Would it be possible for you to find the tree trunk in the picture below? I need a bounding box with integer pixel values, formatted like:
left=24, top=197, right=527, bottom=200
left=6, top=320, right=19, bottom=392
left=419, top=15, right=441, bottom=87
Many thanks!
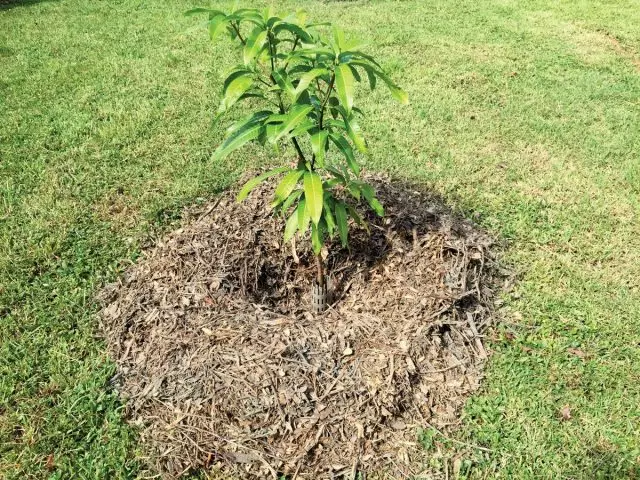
left=315, top=253, right=325, bottom=287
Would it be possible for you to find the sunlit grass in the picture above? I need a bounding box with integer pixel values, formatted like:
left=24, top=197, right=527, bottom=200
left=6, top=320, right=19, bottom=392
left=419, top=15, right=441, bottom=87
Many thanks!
left=1, top=0, right=639, bottom=478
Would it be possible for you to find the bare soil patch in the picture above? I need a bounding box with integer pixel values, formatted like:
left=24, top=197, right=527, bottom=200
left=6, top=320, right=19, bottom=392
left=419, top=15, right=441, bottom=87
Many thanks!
left=99, top=175, right=501, bottom=479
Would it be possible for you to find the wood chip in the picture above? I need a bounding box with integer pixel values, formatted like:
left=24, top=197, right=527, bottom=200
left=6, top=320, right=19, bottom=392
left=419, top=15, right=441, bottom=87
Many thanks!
left=98, top=174, right=501, bottom=479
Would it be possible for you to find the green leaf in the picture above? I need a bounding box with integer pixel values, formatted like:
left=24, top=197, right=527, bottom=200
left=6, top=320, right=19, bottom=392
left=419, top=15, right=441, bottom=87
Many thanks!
left=348, top=64, right=362, bottom=83
left=333, top=25, right=346, bottom=52
left=343, top=115, right=367, bottom=152
left=335, top=201, right=349, bottom=247
left=213, top=120, right=264, bottom=162
left=233, top=8, right=265, bottom=26
left=273, top=22, right=313, bottom=43
left=323, top=196, right=336, bottom=236
left=227, top=109, right=271, bottom=132
left=280, top=189, right=303, bottom=213
left=341, top=50, right=382, bottom=69
left=209, top=15, right=229, bottom=41
left=310, top=129, right=329, bottom=167
left=219, top=74, right=253, bottom=112
left=326, top=165, right=348, bottom=184
left=297, top=197, right=310, bottom=233
left=184, top=8, right=225, bottom=17
left=274, top=169, right=304, bottom=203
left=346, top=204, right=367, bottom=231
left=373, top=69, right=408, bottom=104
left=272, top=69, right=296, bottom=99
left=303, top=171, right=323, bottom=225
left=293, top=68, right=328, bottom=100
left=271, top=105, right=313, bottom=143
left=243, top=27, right=267, bottom=65
left=288, top=119, right=315, bottom=138
left=347, top=183, right=361, bottom=200
left=311, top=221, right=325, bottom=254
left=360, top=183, right=384, bottom=216
left=287, top=46, right=335, bottom=60
left=334, top=64, right=355, bottom=114
left=266, top=16, right=282, bottom=28
left=222, top=69, right=252, bottom=94
left=348, top=61, right=377, bottom=90
left=329, top=133, right=359, bottom=176
left=236, top=167, right=289, bottom=202
left=284, top=207, right=299, bottom=242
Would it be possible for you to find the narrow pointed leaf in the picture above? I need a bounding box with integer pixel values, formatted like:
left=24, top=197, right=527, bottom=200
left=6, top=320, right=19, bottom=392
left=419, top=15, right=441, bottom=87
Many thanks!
left=184, top=8, right=225, bottom=17
left=236, top=166, right=289, bottom=202
left=335, top=201, right=348, bottom=247
left=348, top=61, right=377, bottom=89
left=287, top=46, right=335, bottom=60
left=323, top=197, right=336, bottom=236
left=360, top=184, right=384, bottom=216
left=347, top=183, right=361, bottom=200
left=272, top=105, right=313, bottom=143
left=284, top=208, right=299, bottom=242
left=333, top=25, right=346, bottom=51
left=213, top=121, right=263, bottom=162
left=342, top=50, right=382, bottom=69
left=243, top=27, right=267, bottom=65
left=346, top=204, right=367, bottom=231
left=226, top=110, right=272, bottom=135
left=272, top=69, right=296, bottom=99
left=343, top=115, right=367, bottom=152
left=274, top=169, right=304, bottom=203
left=374, top=70, right=408, bottom=104
left=311, top=221, right=325, bottom=254
left=273, top=22, right=313, bottom=43
left=326, top=166, right=348, bottom=184
left=288, top=119, right=315, bottom=139
left=297, top=198, right=310, bottom=233
left=310, top=129, right=329, bottom=167
left=223, top=69, right=252, bottom=95
left=348, top=64, right=361, bottom=82
left=219, top=74, right=253, bottom=112
left=281, top=189, right=303, bottom=213
left=334, top=64, right=355, bottom=114
left=330, top=133, right=359, bottom=176
left=303, top=171, right=324, bottom=225
left=209, top=15, right=229, bottom=41
left=293, top=68, right=328, bottom=100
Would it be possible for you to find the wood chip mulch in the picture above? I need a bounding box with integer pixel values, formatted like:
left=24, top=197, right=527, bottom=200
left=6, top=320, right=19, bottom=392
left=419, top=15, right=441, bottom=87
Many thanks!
left=99, top=175, right=501, bottom=479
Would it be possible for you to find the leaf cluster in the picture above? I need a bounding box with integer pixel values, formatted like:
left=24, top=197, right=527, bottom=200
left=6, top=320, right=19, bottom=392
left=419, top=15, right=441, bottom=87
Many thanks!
left=187, top=6, right=407, bottom=253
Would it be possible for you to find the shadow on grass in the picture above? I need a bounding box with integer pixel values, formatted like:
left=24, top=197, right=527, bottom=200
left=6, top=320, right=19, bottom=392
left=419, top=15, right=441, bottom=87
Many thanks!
left=0, top=0, right=57, bottom=10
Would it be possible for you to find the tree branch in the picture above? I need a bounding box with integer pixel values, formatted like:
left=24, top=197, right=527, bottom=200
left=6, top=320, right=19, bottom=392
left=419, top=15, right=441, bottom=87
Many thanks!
left=283, top=36, right=300, bottom=70
left=267, top=30, right=307, bottom=164
left=230, top=22, right=245, bottom=44
left=292, top=137, right=306, bottom=163
left=318, top=73, right=335, bottom=130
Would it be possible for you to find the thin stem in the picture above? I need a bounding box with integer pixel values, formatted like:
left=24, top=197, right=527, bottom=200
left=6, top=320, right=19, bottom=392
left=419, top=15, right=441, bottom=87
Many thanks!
left=256, top=76, right=273, bottom=87
left=315, top=253, right=325, bottom=286
left=292, top=137, right=306, bottom=163
left=267, top=30, right=277, bottom=75
left=318, top=73, right=335, bottom=130
left=283, top=36, right=299, bottom=70
left=265, top=31, right=306, bottom=164
left=230, top=22, right=245, bottom=44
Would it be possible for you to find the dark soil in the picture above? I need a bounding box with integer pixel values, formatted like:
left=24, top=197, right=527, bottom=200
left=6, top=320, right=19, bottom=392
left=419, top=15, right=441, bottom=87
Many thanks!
left=99, top=175, right=501, bottom=479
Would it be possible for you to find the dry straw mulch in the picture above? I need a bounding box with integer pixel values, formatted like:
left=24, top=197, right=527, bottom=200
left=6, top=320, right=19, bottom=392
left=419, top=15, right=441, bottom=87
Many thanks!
left=99, top=175, right=501, bottom=479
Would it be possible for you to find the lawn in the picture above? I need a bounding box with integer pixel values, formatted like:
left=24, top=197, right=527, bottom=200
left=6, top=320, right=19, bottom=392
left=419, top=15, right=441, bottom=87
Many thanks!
left=1, top=0, right=639, bottom=478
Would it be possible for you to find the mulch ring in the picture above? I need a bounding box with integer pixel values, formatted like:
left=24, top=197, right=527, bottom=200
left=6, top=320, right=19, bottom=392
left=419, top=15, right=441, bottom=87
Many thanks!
left=99, top=174, right=502, bottom=479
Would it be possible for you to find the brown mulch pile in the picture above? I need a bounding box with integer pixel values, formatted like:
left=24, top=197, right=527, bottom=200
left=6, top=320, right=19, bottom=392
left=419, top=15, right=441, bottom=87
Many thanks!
left=99, top=175, right=501, bottom=479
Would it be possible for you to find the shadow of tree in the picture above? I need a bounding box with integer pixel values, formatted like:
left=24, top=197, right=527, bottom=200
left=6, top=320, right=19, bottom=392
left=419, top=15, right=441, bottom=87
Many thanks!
left=241, top=176, right=496, bottom=316
left=0, top=0, right=57, bottom=11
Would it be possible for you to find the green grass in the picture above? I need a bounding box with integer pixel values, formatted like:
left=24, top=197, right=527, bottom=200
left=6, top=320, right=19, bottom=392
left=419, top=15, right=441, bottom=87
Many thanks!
left=1, top=0, right=639, bottom=478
